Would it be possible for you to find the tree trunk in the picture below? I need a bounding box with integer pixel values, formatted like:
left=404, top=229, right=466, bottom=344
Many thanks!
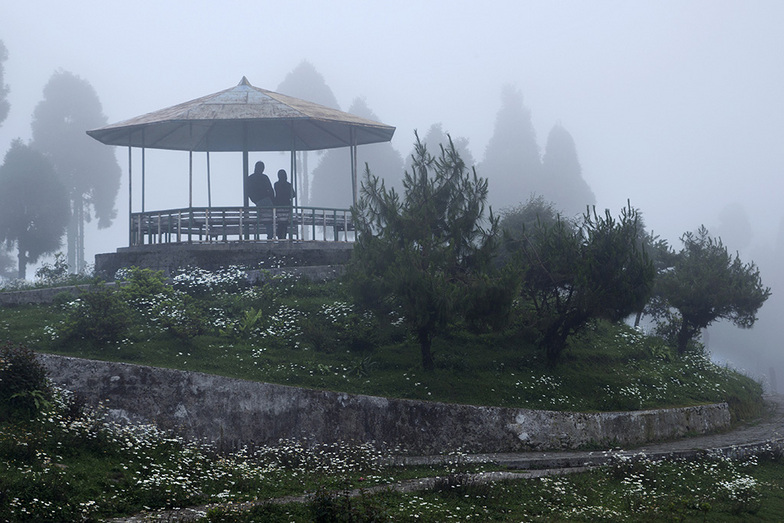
left=77, top=199, right=85, bottom=273
left=16, top=249, right=26, bottom=280
left=544, top=327, right=567, bottom=367
left=418, top=328, right=435, bottom=372
left=67, top=199, right=77, bottom=273
left=676, top=325, right=694, bottom=354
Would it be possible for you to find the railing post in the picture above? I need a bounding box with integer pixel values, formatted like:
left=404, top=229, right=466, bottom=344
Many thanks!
left=272, top=207, right=277, bottom=241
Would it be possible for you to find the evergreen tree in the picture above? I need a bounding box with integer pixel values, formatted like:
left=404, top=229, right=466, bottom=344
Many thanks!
left=31, top=70, right=121, bottom=273
left=513, top=204, right=654, bottom=365
left=712, top=202, right=753, bottom=254
left=277, top=60, right=341, bottom=205
left=350, top=133, right=509, bottom=371
left=541, top=123, right=595, bottom=217
left=479, top=85, right=541, bottom=212
left=653, top=226, right=770, bottom=353
left=405, top=123, right=476, bottom=173
left=0, top=140, right=70, bottom=279
left=277, top=60, right=340, bottom=110
left=400, top=123, right=475, bottom=206
left=310, top=98, right=403, bottom=208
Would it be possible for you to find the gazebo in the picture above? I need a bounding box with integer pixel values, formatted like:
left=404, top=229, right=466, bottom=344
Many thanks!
left=87, top=77, right=395, bottom=246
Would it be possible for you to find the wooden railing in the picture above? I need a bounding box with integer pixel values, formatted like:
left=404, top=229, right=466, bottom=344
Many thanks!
left=129, top=206, right=355, bottom=246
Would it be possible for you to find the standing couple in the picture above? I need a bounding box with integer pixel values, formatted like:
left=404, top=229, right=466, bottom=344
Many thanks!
left=245, top=161, right=295, bottom=239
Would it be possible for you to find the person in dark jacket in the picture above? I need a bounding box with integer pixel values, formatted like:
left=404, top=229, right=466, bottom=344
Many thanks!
left=245, top=161, right=274, bottom=238
left=273, top=169, right=295, bottom=239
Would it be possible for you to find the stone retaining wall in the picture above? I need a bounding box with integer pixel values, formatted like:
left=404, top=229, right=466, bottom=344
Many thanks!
left=94, top=242, right=354, bottom=279
left=40, top=354, right=731, bottom=454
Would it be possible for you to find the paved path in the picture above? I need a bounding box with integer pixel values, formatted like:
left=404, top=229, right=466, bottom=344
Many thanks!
left=106, top=395, right=784, bottom=522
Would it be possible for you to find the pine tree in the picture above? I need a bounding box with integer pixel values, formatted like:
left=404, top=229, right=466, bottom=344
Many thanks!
left=310, top=98, right=403, bottom=208
left=540, top=123, right=595, bottom=217
left=350, top=133, right=510, bottom=371
left=31, top=70, right=121, bottom=273
left=0, top=140, right=70, bottom=279
left=479, top=85, right=541, bottom=212
left=654, top=226, right=770, bottom=353
left=277, top=61, right=340, bottom=206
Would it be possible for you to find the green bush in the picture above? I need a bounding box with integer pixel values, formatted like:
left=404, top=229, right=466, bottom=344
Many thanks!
left=172, top=266, right=248, bottom=297
left=117, top=266, right=172, bottom=303
left=59, top=284, right=133, bottom=344
left=34, top=252, right=97, bottom=288
left=0, top=341, right=52, bottom=421
left=154, top=294, right=210, bottom=339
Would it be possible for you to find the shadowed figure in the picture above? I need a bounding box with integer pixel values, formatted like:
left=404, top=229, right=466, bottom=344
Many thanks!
left=273, top=169, right=296, bottom=239
left=245, top=161, right=274, bottom=238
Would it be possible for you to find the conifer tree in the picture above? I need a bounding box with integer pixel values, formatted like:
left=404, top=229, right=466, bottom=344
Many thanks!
left=31, top=70, right=121, bottom=272
left=653, top=226, right=770, bottom=353
left=350, top=134, right=511, bottom=371
left=513, top=203, right=654, bottom=364
left=310, top=98, right=403, bottom=208
left=277, top=61, right=340, bottom=206
left=541, top=123, right=595, bottom=217
left=0, top=140, right=69, bottom=279
left=479, top=85, right=541, bottom=211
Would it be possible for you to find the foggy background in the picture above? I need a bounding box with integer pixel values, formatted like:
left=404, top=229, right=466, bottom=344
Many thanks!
left=1, top=1, right=783, bottom=386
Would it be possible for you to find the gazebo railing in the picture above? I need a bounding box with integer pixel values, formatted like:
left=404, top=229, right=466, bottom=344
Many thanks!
left=130, top=206, right=356, bottom=246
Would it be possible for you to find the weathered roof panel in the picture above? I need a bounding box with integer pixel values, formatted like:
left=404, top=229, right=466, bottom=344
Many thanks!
left=88, top=77, right=395, bottom=152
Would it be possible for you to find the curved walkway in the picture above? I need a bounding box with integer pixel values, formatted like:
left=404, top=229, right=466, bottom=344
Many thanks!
left=107, top=395, right=784, bottom=522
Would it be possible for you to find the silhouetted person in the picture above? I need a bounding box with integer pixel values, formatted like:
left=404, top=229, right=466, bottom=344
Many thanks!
left=273, top=169, right=296, bottom=239
left=245, top=161, right=274, bottom=238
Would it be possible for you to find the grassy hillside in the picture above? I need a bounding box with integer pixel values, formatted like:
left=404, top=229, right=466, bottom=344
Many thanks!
left=0, top=267, right=762, bottom=419
left=0, top=268, right=774, bottom=522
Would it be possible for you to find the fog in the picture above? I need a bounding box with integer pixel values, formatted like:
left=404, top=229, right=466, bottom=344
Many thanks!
left=1, top=1, right=783, bottom=383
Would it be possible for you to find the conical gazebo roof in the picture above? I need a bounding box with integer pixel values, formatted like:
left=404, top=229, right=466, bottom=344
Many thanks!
left=87, top=77, right=395, bottom=152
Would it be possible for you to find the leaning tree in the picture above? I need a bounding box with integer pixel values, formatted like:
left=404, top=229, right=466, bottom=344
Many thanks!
left=653, top=226, right=771, bottom=353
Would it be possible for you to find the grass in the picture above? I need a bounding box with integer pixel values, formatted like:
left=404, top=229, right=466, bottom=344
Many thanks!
left=2, top=388, right=784, bottom=522
left=0, top=266, right=772, bottom=520
left=0, top=267, right=763, bottom=417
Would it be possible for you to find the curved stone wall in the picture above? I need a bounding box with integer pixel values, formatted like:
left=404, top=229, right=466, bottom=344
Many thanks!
left=40, top=354, right=731, bottom=454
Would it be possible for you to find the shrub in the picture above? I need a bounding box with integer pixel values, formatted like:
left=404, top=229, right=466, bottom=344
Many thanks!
left=117, top=266, right=172, bottom=304
left=153, top=294, right=210, bottom=339
left=172, top=266, right=248, bottom=297
left=0, top=341, right=52, bottom=421
left=59, top=284, right=133, bottom=344
left=35, top=252, right=97, bottom=287
left=299, top=301, right=380, bottom=353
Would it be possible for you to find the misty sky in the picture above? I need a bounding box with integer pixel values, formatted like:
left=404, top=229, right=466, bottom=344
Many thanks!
left=3, top=1, right=783, bottom=254
left=1, top=1, right=784, bottom=379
